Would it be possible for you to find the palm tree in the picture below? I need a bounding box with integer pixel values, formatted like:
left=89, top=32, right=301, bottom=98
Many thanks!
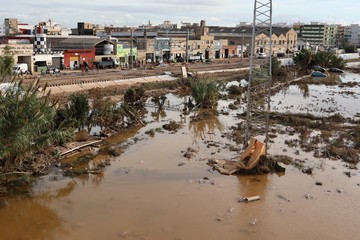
left=293, top=49, right=312, bottom=73
left=190, top=78, right=221, bottom=108
left=0, top=79, right=73, bottom=169
left=0, top=46, right=14, bottom=82
left=67, top=93, right=90, bottom=131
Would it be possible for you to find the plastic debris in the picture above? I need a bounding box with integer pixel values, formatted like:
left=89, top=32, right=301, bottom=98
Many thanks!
left=250, top=219, right=257, bottom=225
left=305, top=192, right=312, bottom=199
left=238, top=196, right=261, bottom=203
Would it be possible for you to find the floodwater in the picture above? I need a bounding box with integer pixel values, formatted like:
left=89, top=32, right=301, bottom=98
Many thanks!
left=1, top=72, right=360, bottom=240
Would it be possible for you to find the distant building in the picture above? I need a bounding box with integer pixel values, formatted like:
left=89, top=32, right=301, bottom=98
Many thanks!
left=78, top=22, right=95, bottom=35
left=4, top=18, right=19, bottom=36
left=0, top=23, right=5, bottom=36
left=255, top=27, right=298, bottom=56
left=336, top=25, right=346, bottom=47
left=345, top=24, right=360, bottom=45
left=0, top=40, right=34, bottom=73
left=301, top=22, right=325, bottom=47
left=37, top=19, right=62, bottom=35
left=324, top=24, right=338, bottom=48
left=18, top=23, right=34, bottom=35
left=157, top=21, right=178, bottom=29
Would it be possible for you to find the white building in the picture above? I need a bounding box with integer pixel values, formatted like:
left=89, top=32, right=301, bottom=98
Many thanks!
left=345, top=24, right=360, bottom=45
left=0, top=23, right=4, bottom=36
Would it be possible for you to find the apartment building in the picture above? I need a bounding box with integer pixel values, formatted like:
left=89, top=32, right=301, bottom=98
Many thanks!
left=301, top=22, right=325, bottom=47
left=324, top=24, right=338, bottom=48
left=0, top=23, right=4, bottom=36
left=336, top=25, right=346, bottom=48
left=345, top=24, right=360, bottom=45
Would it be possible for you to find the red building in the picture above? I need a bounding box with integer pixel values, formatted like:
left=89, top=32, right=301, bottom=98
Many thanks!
left=63, top=49, right=95, bottom=69
left=57, top=38, right=115, bottom=69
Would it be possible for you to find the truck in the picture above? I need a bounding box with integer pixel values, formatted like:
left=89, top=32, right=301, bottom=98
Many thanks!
left=93, top=58, right=119, bottom=69
left=13, top=63, right=29, bottom=75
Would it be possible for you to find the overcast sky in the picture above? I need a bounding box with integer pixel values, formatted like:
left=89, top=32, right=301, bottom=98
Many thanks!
left=1, top=0, right=360, bottom=28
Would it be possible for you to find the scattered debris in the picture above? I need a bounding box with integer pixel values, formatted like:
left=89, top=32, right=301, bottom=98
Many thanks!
left=276, top=194, right=291, bottom=202
left=302, top=167, right=313, bottom=174
left=315, top=181, right=323, bottom=186
left=183, top=147, right=197, bottom=159
left=238, top=196, right=261, bottom=203
left=162, top=121, right=182, bottom=132
left=208, top=138, right=266, bottom=175
left=250, top=219, right=257, bottom=226
left=304, top=192, right=313, bottom=199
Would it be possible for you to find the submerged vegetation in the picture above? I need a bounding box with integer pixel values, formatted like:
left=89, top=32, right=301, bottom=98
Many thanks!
left=293, top=49, right=346, bottom=73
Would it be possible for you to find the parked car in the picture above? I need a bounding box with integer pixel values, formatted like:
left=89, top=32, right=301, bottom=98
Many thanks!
left=13, top=63, right=29, bottom=75
left=312, top=65, right=326, bottom=73
left=47, top=67, right=61, bottom=74
left=328, top=67, right=344, bottom=73
left=257, top=53, right=267, bottom=59
left=311, top=71, right=327, bottom=77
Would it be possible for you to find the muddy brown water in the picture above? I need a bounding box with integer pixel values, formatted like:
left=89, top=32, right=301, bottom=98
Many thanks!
left=1, top=72, right=360, bottom=240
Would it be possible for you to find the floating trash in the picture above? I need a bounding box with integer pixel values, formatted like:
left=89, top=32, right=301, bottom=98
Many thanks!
left=238, top=196, right=261, bottom=203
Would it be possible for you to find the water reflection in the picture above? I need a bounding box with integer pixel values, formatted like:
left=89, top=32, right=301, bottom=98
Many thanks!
left=0, top=194, right=67, bottom=240
left=236, top=174, right=270, bottom=200
left=189, top=110, right=224, bottom=142
left=297, top=84, right=309, bottom=98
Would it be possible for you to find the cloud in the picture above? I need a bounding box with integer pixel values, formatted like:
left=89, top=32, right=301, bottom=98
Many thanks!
left=1, top=0, right=360, bottom=28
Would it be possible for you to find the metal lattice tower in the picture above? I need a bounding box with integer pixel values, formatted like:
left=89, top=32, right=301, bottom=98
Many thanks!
left=244, top=0, right=273, bottom=152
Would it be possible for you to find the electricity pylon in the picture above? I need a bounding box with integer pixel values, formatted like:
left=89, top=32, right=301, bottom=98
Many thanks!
left=244, top=0, right=273, bottom=153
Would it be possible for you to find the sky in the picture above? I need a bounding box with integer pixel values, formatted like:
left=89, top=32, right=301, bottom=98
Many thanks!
left=1, top=0, right=360, bottom=28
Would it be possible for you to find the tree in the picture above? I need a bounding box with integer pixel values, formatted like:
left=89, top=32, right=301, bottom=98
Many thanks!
left=293, top=49, right=312, bottom=73
left=67, top=93, right=90, bottom=131
left=0, top=46, right=14, bottom=82
left=293, top=49, right=345, bottom=72
left=312, top=51, right=345, bottom=69
left=271, top=56, right=282, bottom=77
left=124, top=87, right=146, bottom=107
left=0, top=79, right=73, bottom=169
left=190, top=78, right=221, bottom=108
left=344, top=44, right=356, bottom=53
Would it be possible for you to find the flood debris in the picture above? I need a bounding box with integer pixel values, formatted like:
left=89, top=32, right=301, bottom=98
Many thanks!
left=238, top=196, right=261, bottom=203
left=276, top=194, right=291, bottom=202
left=183, top=147, right=198, bottom=159
left=208, top=138, right=265, bottom=175
left=302, top=167, right=313, bottom=175
left=315, top=181, right=323, bottom=186
left=208, top=138, right=286, bottom=175
left=162, top=120, right=182, bottom=132
left=305, top=192, right=313, bottom=199
left=249, top=219, right=257, bottom=226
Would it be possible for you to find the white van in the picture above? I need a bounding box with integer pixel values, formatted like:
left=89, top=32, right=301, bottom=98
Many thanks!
left=13, top=63, right=29, bottom=75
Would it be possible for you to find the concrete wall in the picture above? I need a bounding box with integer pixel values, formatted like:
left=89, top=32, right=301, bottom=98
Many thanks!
left=338, top=53, right=359, bottom=60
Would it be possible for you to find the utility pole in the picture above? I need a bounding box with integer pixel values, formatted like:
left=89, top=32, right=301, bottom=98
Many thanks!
left=130, top=28, right=134, bottom=69
left=186, top=29, right=189, bottom=63
left=245, top=0, right=273, bottom=153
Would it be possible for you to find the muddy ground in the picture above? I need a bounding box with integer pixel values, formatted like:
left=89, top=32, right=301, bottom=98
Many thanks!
left=0, top=68, right=359, bottom=240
